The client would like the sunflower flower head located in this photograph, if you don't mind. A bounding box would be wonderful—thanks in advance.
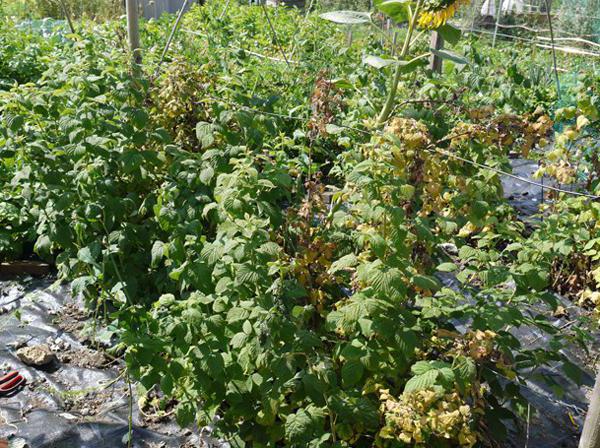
[418,0,469,28]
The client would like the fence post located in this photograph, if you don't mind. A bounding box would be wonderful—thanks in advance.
[126,0,142,66]
[580,369,600,448]
[430,31,443,73]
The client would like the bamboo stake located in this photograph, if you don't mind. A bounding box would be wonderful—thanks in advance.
[155,0,192,77]
[57,0,76,34]
[260,1,291,67]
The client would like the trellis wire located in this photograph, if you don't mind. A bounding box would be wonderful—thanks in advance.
[184,29,301,63]
[201,94,600,200]
[459,27,600,57]
[493,22,600,39]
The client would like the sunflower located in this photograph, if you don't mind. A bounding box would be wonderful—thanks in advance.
[417,0,469,28]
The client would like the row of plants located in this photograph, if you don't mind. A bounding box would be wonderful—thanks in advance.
[0,1,598,446]
[1,0,122,20]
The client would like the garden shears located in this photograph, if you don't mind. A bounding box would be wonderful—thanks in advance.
[0,371,25,396]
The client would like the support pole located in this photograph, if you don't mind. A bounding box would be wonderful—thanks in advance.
[430,31,443,73]
[155,0,192,77]
[57,0,76,34]
[542,0,561,99]
[260,2,290,67]
[492,0,502,47]
[126,0,142,66]
[580,369,600,448]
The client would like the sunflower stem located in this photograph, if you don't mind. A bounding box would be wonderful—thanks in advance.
[376,0,423,126]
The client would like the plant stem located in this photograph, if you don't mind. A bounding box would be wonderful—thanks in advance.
[376,0,422,126]
[126,369,133,448]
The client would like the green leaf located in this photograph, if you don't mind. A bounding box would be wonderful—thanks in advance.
[504,242,523,252]
[437,367,456,387]
[319,10,371,24]
[285,409,314,442]
[471,200,489,221]
[376,0,411,23]
[132,109,149,129]
[227,307,250,323]
[200,243,224,265]
[363,55,396,69]
[430,48,468,66]
[71,275,96,296]
[196,121,215,149]
[175,401,195,426]
[370,265,405,298]
[436,262,457,272]
[331,78,353,89]
[397,53,430,74]
[329,254,358,274]
[411,360,450,375]
[453,356,476,384]
[396,329,418,359]
[77,247,97,266]
[341,359,364,387]
[199,166,215,185]
[34,235,51,257]
[236,263,261,285]
[230,332,247,348]
[161,374,174,395]
[436,24,461,46]
[5,114,24,132]
[562,359,585,385]
[325,123,345,134]
[458,245,478,260]
[341,342,365,360]
[411,274,441,291]
[151,241,165,268]
[303,373,326,405]
[404,369,439,393]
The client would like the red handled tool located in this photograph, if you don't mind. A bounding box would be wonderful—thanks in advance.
[0,371,25,396]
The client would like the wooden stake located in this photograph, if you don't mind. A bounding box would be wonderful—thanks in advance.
[126,0,142,66]
[580,369,600,448]
[430,31,443,73]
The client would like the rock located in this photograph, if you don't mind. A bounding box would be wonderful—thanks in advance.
[59,412,78,421]
[16,344,56,366]
[46,336,70,352]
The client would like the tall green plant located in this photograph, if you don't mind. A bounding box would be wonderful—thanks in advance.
[320,0,469,125]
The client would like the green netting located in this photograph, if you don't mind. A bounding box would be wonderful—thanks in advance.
[556,0,600,41]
